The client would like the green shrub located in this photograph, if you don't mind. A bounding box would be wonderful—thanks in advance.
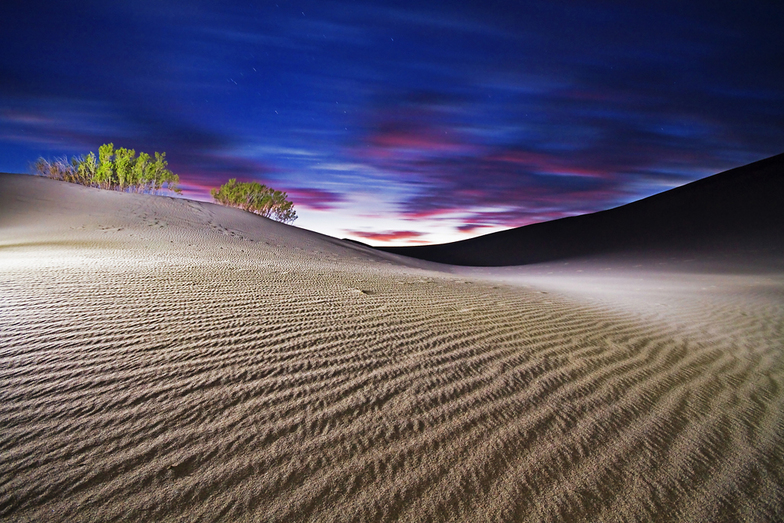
[31,144,181,194]
[211,178,297,223]
[76,153,97,185]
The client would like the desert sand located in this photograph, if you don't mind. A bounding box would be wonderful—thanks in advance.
[1,173,783,522]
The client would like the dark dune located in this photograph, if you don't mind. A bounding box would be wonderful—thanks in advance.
[379,152,784,266]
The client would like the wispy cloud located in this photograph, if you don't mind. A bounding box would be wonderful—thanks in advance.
[286,187,344,211]
[346,230,425,243]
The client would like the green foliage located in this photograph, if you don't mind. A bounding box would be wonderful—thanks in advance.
[211,178,297,223]
[149,152,178,193]
[96,143,115,189]
[114,147,135,190]
[76,152,97,185]
[133,152,151,191]
[31,144,181,195]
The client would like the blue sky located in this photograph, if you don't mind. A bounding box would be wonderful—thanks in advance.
[1,0,782,244]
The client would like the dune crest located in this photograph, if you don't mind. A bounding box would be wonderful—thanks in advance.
[380,152,784,267]
[1,173,783,522]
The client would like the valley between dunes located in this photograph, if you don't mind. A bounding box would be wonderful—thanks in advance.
[1,174,783,522]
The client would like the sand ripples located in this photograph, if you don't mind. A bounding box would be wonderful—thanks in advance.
[1,176,783,522]
[2,251,783,522]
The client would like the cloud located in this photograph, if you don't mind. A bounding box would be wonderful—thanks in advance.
[456,223,495,233]
[286,187,344,211]
[345,70,783,235]
[346,230,425,242]
[0,100,131,151]
[348,92,633,224]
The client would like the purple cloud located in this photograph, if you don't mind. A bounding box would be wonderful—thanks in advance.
[285,187,344,211]
[347,230,425,243]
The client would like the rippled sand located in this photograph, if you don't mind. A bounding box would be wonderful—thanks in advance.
[2,174,783,522]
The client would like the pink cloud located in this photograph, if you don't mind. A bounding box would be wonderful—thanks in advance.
[403,207,463,220]
[347,230,425,242]
[368,128,473,155]
[286,187,344,211]
[487,150,607,178]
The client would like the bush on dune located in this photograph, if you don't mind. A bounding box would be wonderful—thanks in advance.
[31,143,181,194]
[211,178,297,224]
[32,147,299,224]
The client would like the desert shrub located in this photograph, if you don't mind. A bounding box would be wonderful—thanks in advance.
[147,152,179,194]
[31,156,76,182]
[114,147,136,190]
[133,152,151,192]
[31,144,180,194]
[95,143,115,189]
[74,153,97,185]
[211,178,297,223]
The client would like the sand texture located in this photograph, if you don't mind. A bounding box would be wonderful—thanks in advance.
[1,174,783,522]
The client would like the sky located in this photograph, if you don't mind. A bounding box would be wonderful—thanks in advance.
[1,0,782,245]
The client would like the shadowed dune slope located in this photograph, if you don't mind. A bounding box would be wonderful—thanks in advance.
[1,173,783,522]
[378,152,784,266]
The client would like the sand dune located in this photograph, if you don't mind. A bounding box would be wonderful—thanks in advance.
[380,152,784,267]
[1,173,783,522]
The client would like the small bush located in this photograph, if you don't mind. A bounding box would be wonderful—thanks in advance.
[31,144,181,194]
[211,178,297,223]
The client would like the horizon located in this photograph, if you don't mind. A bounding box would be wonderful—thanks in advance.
[6,149,780,249]
[1,1,782,245]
